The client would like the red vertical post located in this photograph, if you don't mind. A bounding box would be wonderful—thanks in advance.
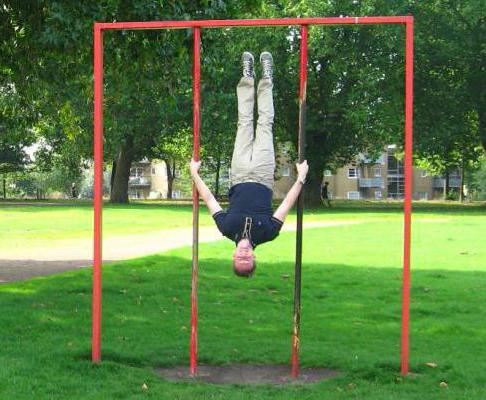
[291,24,308,379]
[92,24,104,363]
[401,18,414,376]
[190,26,201,376]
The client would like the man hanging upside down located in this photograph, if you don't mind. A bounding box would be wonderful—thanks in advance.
[190,51,309,277]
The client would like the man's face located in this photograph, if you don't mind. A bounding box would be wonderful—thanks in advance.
[233,239,256,276]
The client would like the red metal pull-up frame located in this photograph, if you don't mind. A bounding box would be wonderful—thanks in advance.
[291,24,308,378]
[190,26,201,375]
[92,16,414,377]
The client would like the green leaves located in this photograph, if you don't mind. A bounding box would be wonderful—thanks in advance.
[1,0,484,202]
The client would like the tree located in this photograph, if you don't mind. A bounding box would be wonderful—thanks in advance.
[412,0,484,187]
[470,157,486,200]
[436,0,486,153]
[3,0,484,206]
[152,129,192,199]
[409,0,485,200]
[254,1,408,204]
[1,0,263,203]
[0,80,34,199]
[0,143,27,199]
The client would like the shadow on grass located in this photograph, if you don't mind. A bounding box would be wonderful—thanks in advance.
[1,253,485,379]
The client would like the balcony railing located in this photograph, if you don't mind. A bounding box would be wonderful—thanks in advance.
[387,169,404,177]
[358,153,386,165]
[358,178,384,188]
[432,177,461,188]
[129,176,151,187]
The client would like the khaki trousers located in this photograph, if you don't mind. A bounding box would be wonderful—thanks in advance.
[230,77,275,190]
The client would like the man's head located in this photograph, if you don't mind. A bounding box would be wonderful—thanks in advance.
[233,238,256,277]
[324,181,329,186]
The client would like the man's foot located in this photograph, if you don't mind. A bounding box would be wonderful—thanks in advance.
[242,51,254,78]
[260,51,273,79]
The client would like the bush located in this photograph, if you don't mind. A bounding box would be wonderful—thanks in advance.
[469,159,486,200]
[445,190,459,201]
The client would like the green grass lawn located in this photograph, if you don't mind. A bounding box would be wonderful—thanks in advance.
[0,202,213,252]
[0,200,379,252]
[0,199,482,249]
[1,201,486,399]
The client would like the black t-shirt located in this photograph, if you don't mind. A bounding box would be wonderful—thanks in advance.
[213,182,283,247]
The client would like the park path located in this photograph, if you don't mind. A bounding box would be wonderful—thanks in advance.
[0,220,360,283]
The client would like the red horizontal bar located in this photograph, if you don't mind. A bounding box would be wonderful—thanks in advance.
[95,16,412,31]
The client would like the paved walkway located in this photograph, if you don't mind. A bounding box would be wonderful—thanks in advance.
[0,220,360,283]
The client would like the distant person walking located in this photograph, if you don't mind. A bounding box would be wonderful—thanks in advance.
[321,181,331,207]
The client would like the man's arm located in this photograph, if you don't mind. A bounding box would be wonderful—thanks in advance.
[273,160,309,222]
[190,159,223,215]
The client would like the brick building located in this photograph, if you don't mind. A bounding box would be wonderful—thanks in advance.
[274,145,460,200]
[128,146,461,200]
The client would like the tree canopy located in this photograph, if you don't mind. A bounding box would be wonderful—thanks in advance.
[1,0,484,203]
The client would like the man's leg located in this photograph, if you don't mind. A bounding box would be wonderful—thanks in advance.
[230,76,255,186]
[251,77,275,190]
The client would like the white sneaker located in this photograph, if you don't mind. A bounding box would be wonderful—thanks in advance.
[260,51,273,79]
[242,51,255,78]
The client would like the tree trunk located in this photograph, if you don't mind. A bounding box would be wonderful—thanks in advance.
[110,160,117,195]
[443,170,450,200]
[304,178,323,207]
[167,178,173,199]
[165,159,175,199]
[2,175,6,199]
[110,139,134,203]
[478,108,486,153]
[460,157,465,202]
[300,160,325,207]
[214,157,221,198]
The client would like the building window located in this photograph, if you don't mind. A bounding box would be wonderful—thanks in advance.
[421,170,427,178]
[151,167,156,175]
[373,167,382,177]
[375,190,382,200]
[130,167,143,178]
[323,169,332,177]
[129,190,141,199]
[347,191,360,200]
[281,165,290,177]
[387,148,404,176]
[348,168,359,179]
[418,192,428,200]
[387,175,405,199]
